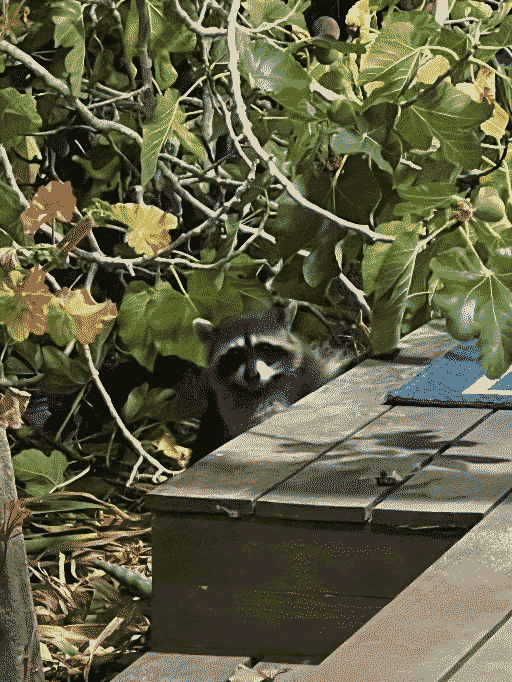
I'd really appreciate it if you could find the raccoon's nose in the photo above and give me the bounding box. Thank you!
[243,363,260,385]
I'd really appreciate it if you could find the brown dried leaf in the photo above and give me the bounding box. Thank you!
[4,267,52,340]
[33,180,76,223]
[20,180,76,236]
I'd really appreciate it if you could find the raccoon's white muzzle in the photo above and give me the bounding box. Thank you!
[235,359,282,389]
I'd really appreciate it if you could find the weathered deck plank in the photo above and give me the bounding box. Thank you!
[254,662,319,679]
[151,510,465,658]
[448,613,512,681]
[148,318,504,663]
[372,409,512,527]
[255,406,491,523]
[151,583,389,659]
[152,513,463,595]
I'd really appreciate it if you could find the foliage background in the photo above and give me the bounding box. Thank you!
[0,0,511,678]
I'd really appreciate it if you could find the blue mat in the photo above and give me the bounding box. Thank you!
[386,339,512,408]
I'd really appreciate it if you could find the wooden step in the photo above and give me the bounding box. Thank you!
[108,652,251,682]
[108,652,318,682]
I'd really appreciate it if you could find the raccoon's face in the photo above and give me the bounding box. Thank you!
[194,303,304,393]
[212,334,300,391]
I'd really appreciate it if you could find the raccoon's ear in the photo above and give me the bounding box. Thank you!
[193,318,214,346]
[275,300,298,329]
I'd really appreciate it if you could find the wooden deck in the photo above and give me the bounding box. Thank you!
[140,317,512,679]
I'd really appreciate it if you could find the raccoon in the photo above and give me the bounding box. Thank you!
[187,301,354,463]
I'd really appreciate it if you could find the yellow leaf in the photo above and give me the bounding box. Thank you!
[54,288,117,346]
[108,203,178,257]
[12,136,42,185]
[416,55,451,85]
[152,434,191,468]
[456,67,509,140]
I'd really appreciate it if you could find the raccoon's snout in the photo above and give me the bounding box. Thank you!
[238,359,281,389]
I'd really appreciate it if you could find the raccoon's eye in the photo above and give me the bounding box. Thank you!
[257,343,289,365]
[217,348,246,375]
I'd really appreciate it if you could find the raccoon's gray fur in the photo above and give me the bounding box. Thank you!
[188,301,351,463]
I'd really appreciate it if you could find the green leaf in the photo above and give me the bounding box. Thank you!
[118,281,206,369]
[123,0,140,63]
[369,229,421,354]
[358,12,438,93]
[14,343,44,375]
[41,347,90,392]
[71,148,120,183]
[241,0,306,27]
[51,0,86,97]
[302,222,342,290]
[237,32,330,121]
[89,50,130,92]
[186,254,274,325]
[154,52,177,90]
[397,81,493,169]
[273,254,325,304]
[121,386,188,426]
[0,89,41,149]
[431,247,512,378]
[12,449,70,496]
[450,0,492,20]
[391,182,457,219]
[123,382,149,422]
[362,220,409,295]
[46,300,78,347]
[141,89,210,186]
[0,179,27,244]
[403,219,467,333]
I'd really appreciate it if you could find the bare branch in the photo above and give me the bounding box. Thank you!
[0,144,29,208]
